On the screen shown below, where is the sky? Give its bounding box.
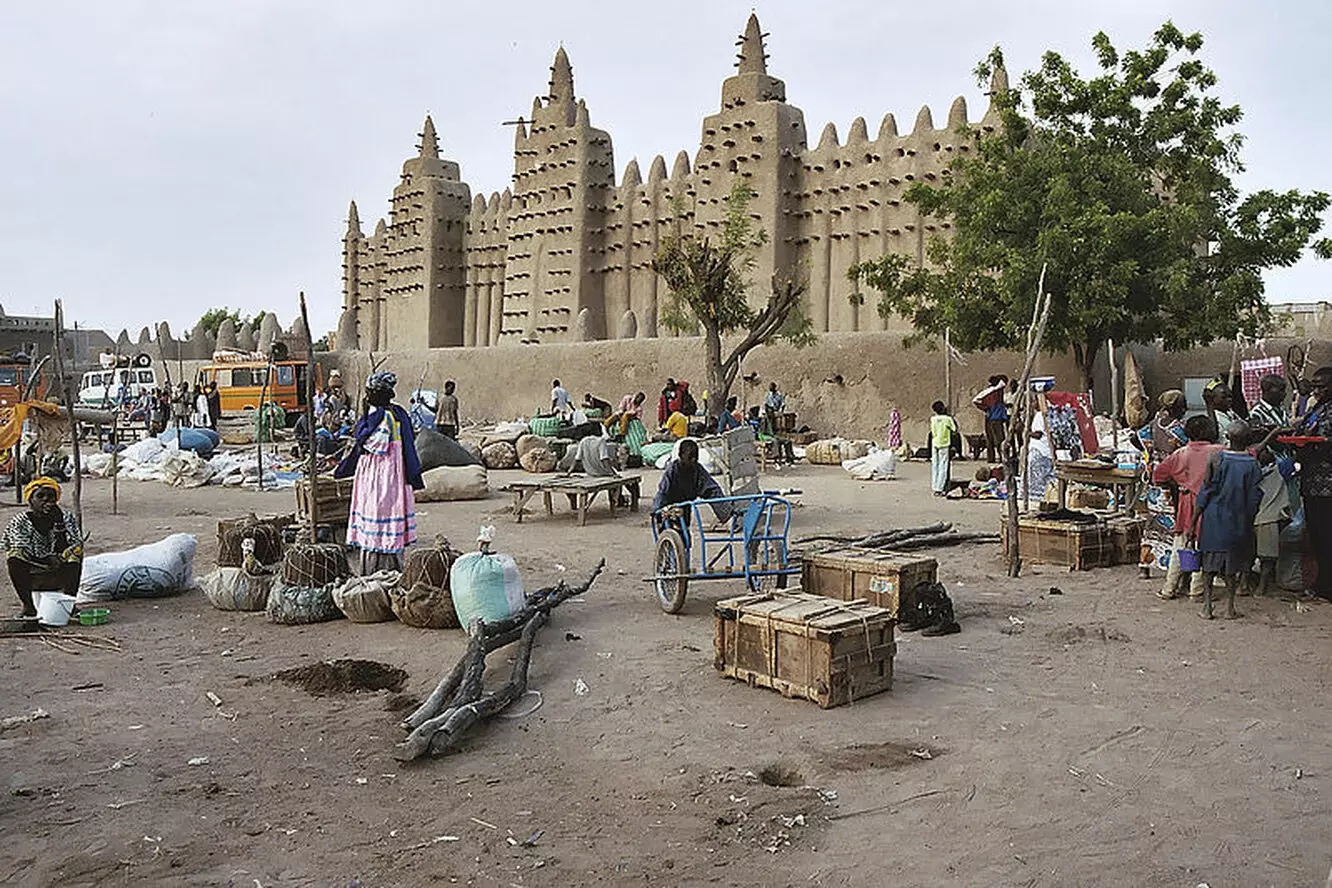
[1,0,1328,340]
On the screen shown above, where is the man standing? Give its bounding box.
[763,382,785,435]
[929,400,959,496]
[206,381,222,430]
[1295,367,1332,599]
[435,380,460,439]
[171,382,193,429]
[1204,379,1241,447]
[972,375,1010,463]
[550,379,571,419]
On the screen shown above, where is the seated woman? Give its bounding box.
[6,478,83,618]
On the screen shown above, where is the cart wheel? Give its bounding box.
[654,529,688,614]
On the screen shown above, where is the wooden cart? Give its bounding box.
[508,474,641,526]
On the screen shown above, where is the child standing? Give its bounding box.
[929,401,959,497]
[1193,420,1263,619]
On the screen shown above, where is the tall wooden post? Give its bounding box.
[944,327,953,413]
[52,300,83,528]
[299,292,319,543]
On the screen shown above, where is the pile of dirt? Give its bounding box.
[270,659,408,696]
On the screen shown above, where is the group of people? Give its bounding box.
[1141,369,1332,610]
[121,383,221,435]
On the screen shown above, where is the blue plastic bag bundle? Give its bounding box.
[160,426,221,459]
[449,527,525,630]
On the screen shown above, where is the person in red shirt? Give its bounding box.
[1152,414,1223,600]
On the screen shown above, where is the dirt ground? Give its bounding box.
[2,460,1330,887]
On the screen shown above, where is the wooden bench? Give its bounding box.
[508,474,642,526]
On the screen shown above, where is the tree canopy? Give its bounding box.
[195,307,268,338]
[848,22,1331,391]
[653,182,813,417]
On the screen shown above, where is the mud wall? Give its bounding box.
[326,333,1080,447]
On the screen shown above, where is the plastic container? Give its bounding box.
[1115,450,1141,471]
[1176,548,1201,572]
[36,593,77,627]
[78,608,111,626]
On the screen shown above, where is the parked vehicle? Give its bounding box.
[196,358,321,418]
[0,358,48,409]
[77,354,158,408]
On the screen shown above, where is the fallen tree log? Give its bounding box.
[396,560,605,761]
[888,533,1000,551]
[794,522,953,548]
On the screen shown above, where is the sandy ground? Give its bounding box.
[1,460,1330,888]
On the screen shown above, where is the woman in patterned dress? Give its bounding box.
[1137,390,1190,579]
[335,372,424,574]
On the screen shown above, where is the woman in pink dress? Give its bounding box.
[334,372,424,573]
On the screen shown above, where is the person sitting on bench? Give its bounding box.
[6,477,83,619]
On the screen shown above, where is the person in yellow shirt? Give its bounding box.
[664,411,690,439]
[929,400,959,496]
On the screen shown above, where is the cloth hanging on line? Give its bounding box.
[1240,356,1284,408]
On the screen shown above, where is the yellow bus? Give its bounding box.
[196,360,321,418]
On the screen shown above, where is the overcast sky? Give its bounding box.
[1,0,1328,340]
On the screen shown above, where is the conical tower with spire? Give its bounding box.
[502,45,616,345]
[693,13,807,312]
[364,114,473,349]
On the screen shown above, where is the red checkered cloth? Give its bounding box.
[1240,356,1284,406]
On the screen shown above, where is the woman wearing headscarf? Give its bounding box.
[1136,389,1190,579]
[334,371,424,573]
[5,478,82,618]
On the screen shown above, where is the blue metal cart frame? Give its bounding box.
[648,492,799,613]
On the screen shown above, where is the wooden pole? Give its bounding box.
[299,292,318,543]
[944,327,953,413]
[256,355,272,490]
[1003,264,1051,578]
[52,300,83,528]
[99,343,122,516]
[15,355,52,504]
[1107,338,1120,450]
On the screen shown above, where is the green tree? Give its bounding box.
[196,307,242,338]
[849,22,1332,393]
[195,308,269,338]
[653,181,813,419]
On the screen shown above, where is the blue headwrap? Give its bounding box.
[366,371,397,393]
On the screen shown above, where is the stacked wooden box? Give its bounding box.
[714,593,896,708]
[1002,514,1113,570]
[295,476,355,527]
[799,547,938,619]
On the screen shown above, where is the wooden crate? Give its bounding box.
[1002,515,1112,570]
[295,476,355,526]
[714,592,895,709]
[1067,487,1111,510]
[800,547,937,618]
[1105,515,1145,566]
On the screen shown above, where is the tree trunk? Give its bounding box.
[703,324,725,420]
[1077,339,1101,398]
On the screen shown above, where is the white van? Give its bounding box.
[78,359,159,407]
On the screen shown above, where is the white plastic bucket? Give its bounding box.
[37,592,76,627]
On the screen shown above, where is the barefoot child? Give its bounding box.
[1193,420,1263,619]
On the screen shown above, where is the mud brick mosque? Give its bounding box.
[335,14,1003,352]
